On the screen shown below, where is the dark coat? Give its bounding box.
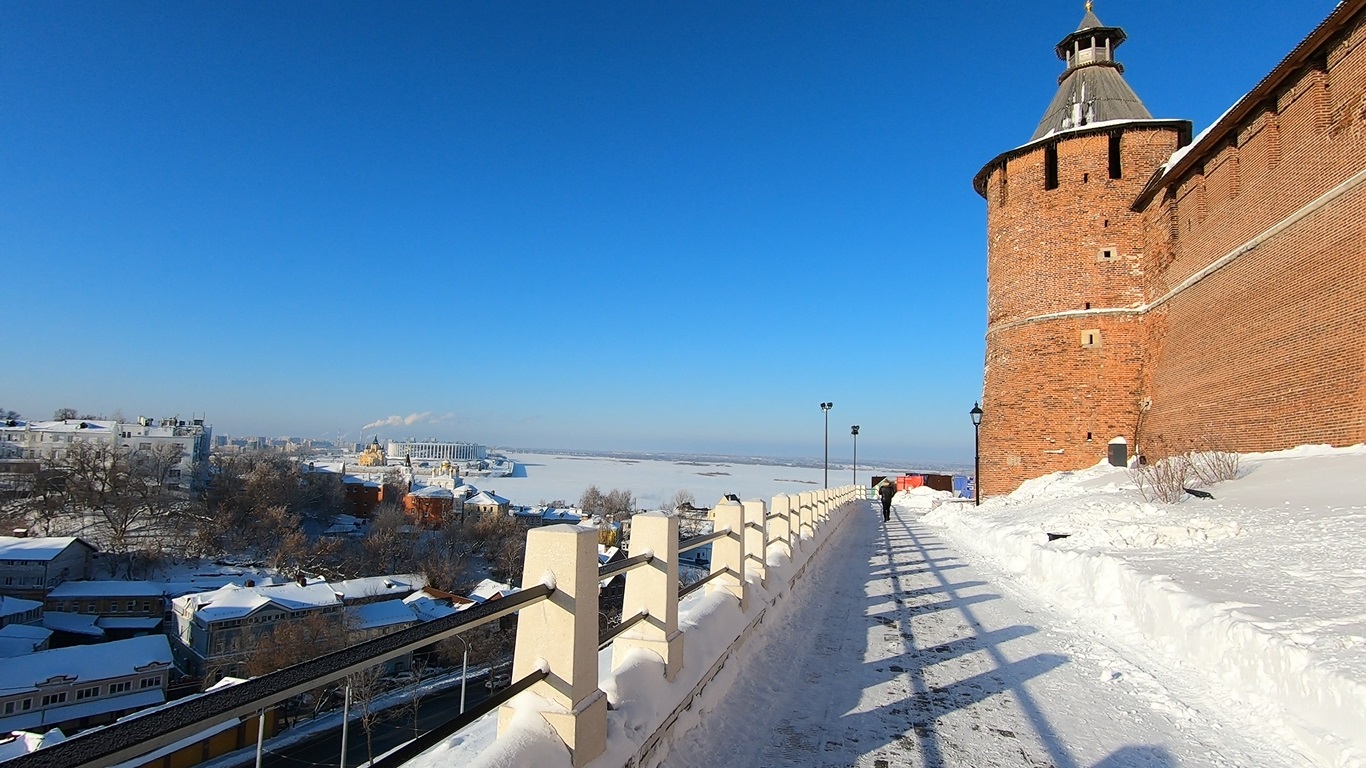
[878,482,897,502]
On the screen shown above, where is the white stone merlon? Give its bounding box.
[612,513,683,680]
[501,524,607,767]
[707,499,746,611]
[742,499,766,585]
[798,491,816,543]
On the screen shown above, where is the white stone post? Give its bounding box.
[742,498,766,585]
[499,524,607,767]
[708,499,747,610]
[769,493,792,559]
[798,491,815,542]
[786,492,803,552]
[613,513,684,680]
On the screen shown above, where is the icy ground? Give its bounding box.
[661,501,1304,766]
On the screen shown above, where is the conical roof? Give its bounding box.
[1030,6,1150,141]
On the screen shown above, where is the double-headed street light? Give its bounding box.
[851,425,860,486]
[820,402,833,489]
[970,402,983,506]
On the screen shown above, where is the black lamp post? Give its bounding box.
[851,425,860,486]
[970,402,983,506]
[820,402,833,488]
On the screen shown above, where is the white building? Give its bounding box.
[0,537,97,600]
[0,417,211,490]
[170,575,428,677]
[0,634,173,734]
[170,580,342,677]
[385,440,487,463]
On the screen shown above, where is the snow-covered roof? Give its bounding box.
[0,635,172,695]
[465,490,509,506]
[403,595,462,622]
[47,581,167,599]
[0,537,93,561]
[347,600,420,631]
[409,485,454,499]
[25,420,116,434]
[0,728,65,762]
[42,612,104,637]
[173,581,341,622]
[0,624,52,658]
[0,623,51,642]
[467,579,516,603]
[0,595,42,618]
[333,574,426,602]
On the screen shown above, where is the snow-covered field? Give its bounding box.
[481,451,907,511]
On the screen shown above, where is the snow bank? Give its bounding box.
[921,445,1366,767]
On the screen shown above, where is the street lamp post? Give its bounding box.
[970,402,983,506]
[451,633,469,713]
[851,425,860,486]
[820,402,833,488]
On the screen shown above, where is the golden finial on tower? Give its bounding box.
[1085,0,1093,11]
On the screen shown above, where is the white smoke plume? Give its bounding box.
[361,412,453,432]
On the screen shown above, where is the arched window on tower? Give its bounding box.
[1108,132,1122,179]
[1044,144,1059,190]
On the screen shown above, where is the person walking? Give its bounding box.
[877,478,896,522]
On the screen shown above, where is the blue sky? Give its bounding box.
[0,1,1335,464]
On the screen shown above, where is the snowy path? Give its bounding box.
[658,501,1296,768]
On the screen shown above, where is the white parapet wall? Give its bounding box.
[445,485,863,768]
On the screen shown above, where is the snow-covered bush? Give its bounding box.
[1131,454,1189,503]
[1185,448,1240,485]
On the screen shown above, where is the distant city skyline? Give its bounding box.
[1,1,1335,465]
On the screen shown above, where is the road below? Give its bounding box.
[230,679,492,768]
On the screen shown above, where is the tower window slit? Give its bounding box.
[1108,133,1122,179]
[1044,144,1059,190]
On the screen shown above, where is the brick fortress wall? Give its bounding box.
[1139,10,1366,456]
[978,3,1366,496]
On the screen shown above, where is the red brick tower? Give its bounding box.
[972,5,1191,496]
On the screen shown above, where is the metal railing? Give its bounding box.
[368,666,549,768]
[9,585,554,768]
[16,490,860,768]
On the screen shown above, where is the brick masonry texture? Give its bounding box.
[976,2,1366,496]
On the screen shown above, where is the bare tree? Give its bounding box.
[346,664,389,765]
[53,407,78,421]
[401,656,433,737]
[578,485,606,517]
[242,612,345,677]
[358,504,410,574]
[604,489,635,521]
[52,441,144,574]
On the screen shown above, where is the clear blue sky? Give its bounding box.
[0,1,1334,464]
